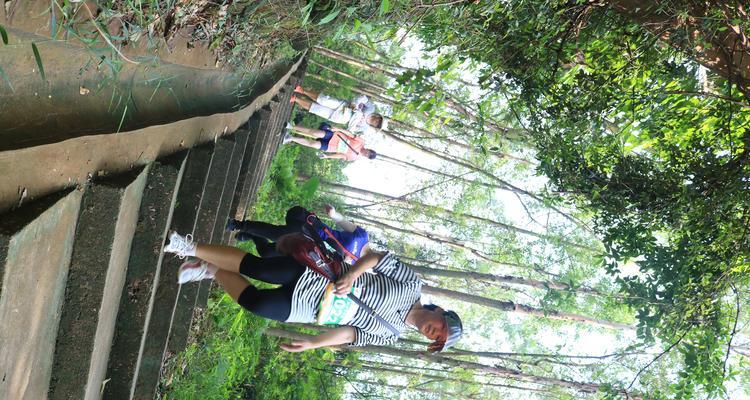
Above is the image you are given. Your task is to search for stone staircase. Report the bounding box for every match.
[0,60,306,400]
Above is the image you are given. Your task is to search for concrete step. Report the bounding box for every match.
[215,131,251,245]
[132,144,215,400]
[242,100,282,214]
[194,130,252,323]
[103,152,188,400]
[231,108,273,222]
[165,140,234,358]
[0,189,83,400]
[245,84,296,207]
[48,168,149,400]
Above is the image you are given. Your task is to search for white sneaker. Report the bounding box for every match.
[282,133,293,144]
[163,232,196,259]
[178,260,216,284]
[286,122,294,131]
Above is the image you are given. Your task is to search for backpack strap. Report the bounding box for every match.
[302,214,400,336]
[305,214,359,262]
[333,132,361,156]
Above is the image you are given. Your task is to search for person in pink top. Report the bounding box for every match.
[284,123,377,162]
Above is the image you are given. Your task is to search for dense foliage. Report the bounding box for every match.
[410,1,749,397]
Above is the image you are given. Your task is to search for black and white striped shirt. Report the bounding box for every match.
[285,252,422,346]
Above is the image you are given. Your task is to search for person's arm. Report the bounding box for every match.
[350,94,370,110]
[330,126,354,136]
[364,253,420,284]
[320,153,348,160]
[325,204,357,233]
[334,250,384,294]
[279,326,356,352]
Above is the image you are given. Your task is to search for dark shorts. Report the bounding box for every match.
[237,253,306,322]
[316,123,334,151]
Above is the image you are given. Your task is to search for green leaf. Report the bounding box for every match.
[379,0,390,16]
[299,2,315,26]
[50,1,58,38]
[31,43,46,81]
[117,104,128,133]
[0,25,8,45]
[317,9,340,25]
[300,176,319,199]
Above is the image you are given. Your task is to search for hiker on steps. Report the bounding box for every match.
[226,204,369,263]
[290,85,386,135]
[283,123,377,162]
[162,232,463,353]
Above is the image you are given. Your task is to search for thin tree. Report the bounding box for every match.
[265,328,639,398]
[347,361,559,395]
[421,284,633,330]
[319,178,598,252]
[314,46,522,136]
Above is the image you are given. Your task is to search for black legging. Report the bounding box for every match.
[235,206,309,241]
[247,234,281,258]
[236,253,306,321]
[236,206,310,258]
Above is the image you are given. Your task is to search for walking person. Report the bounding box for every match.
[227,204,369,262]
[163,231,463,352]
[291,86,386,134]
[284,123,377,162]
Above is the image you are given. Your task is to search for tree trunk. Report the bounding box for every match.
[314,46,530,138]
[350,362,556,395]
[404,261,606,297]
[309,58,392,95]
[609,0,750,97]
[421,284,634,330]
[306,72,395,105]
[396,337,643,367]
[318,178,598,252]
[378,128,593,232]
[264,328,638,398]
[349,213,523,268]
[375,152,516,191]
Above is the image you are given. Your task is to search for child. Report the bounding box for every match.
[226,204,369,263]
[284,123,377,162]
[291,86,386,134]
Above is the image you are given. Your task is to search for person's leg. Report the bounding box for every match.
[288,136,323,150]
[241,234,281,258]
[236,284,295,322]
[295,86,319,101]
[234,220,299,241]
[238,253,305,285]
[284,206,310,227]
[214,270,294,322]
[194,244,246,273]
[291,125,326,138]
[314,94,346,110]
[291,95,312,110]
[214,269,251,301]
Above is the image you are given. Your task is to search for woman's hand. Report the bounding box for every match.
[324,204,335,217]
[279,339,315,352]
[334,271,356,295]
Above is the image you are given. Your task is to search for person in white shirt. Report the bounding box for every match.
[291,85,386,134]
